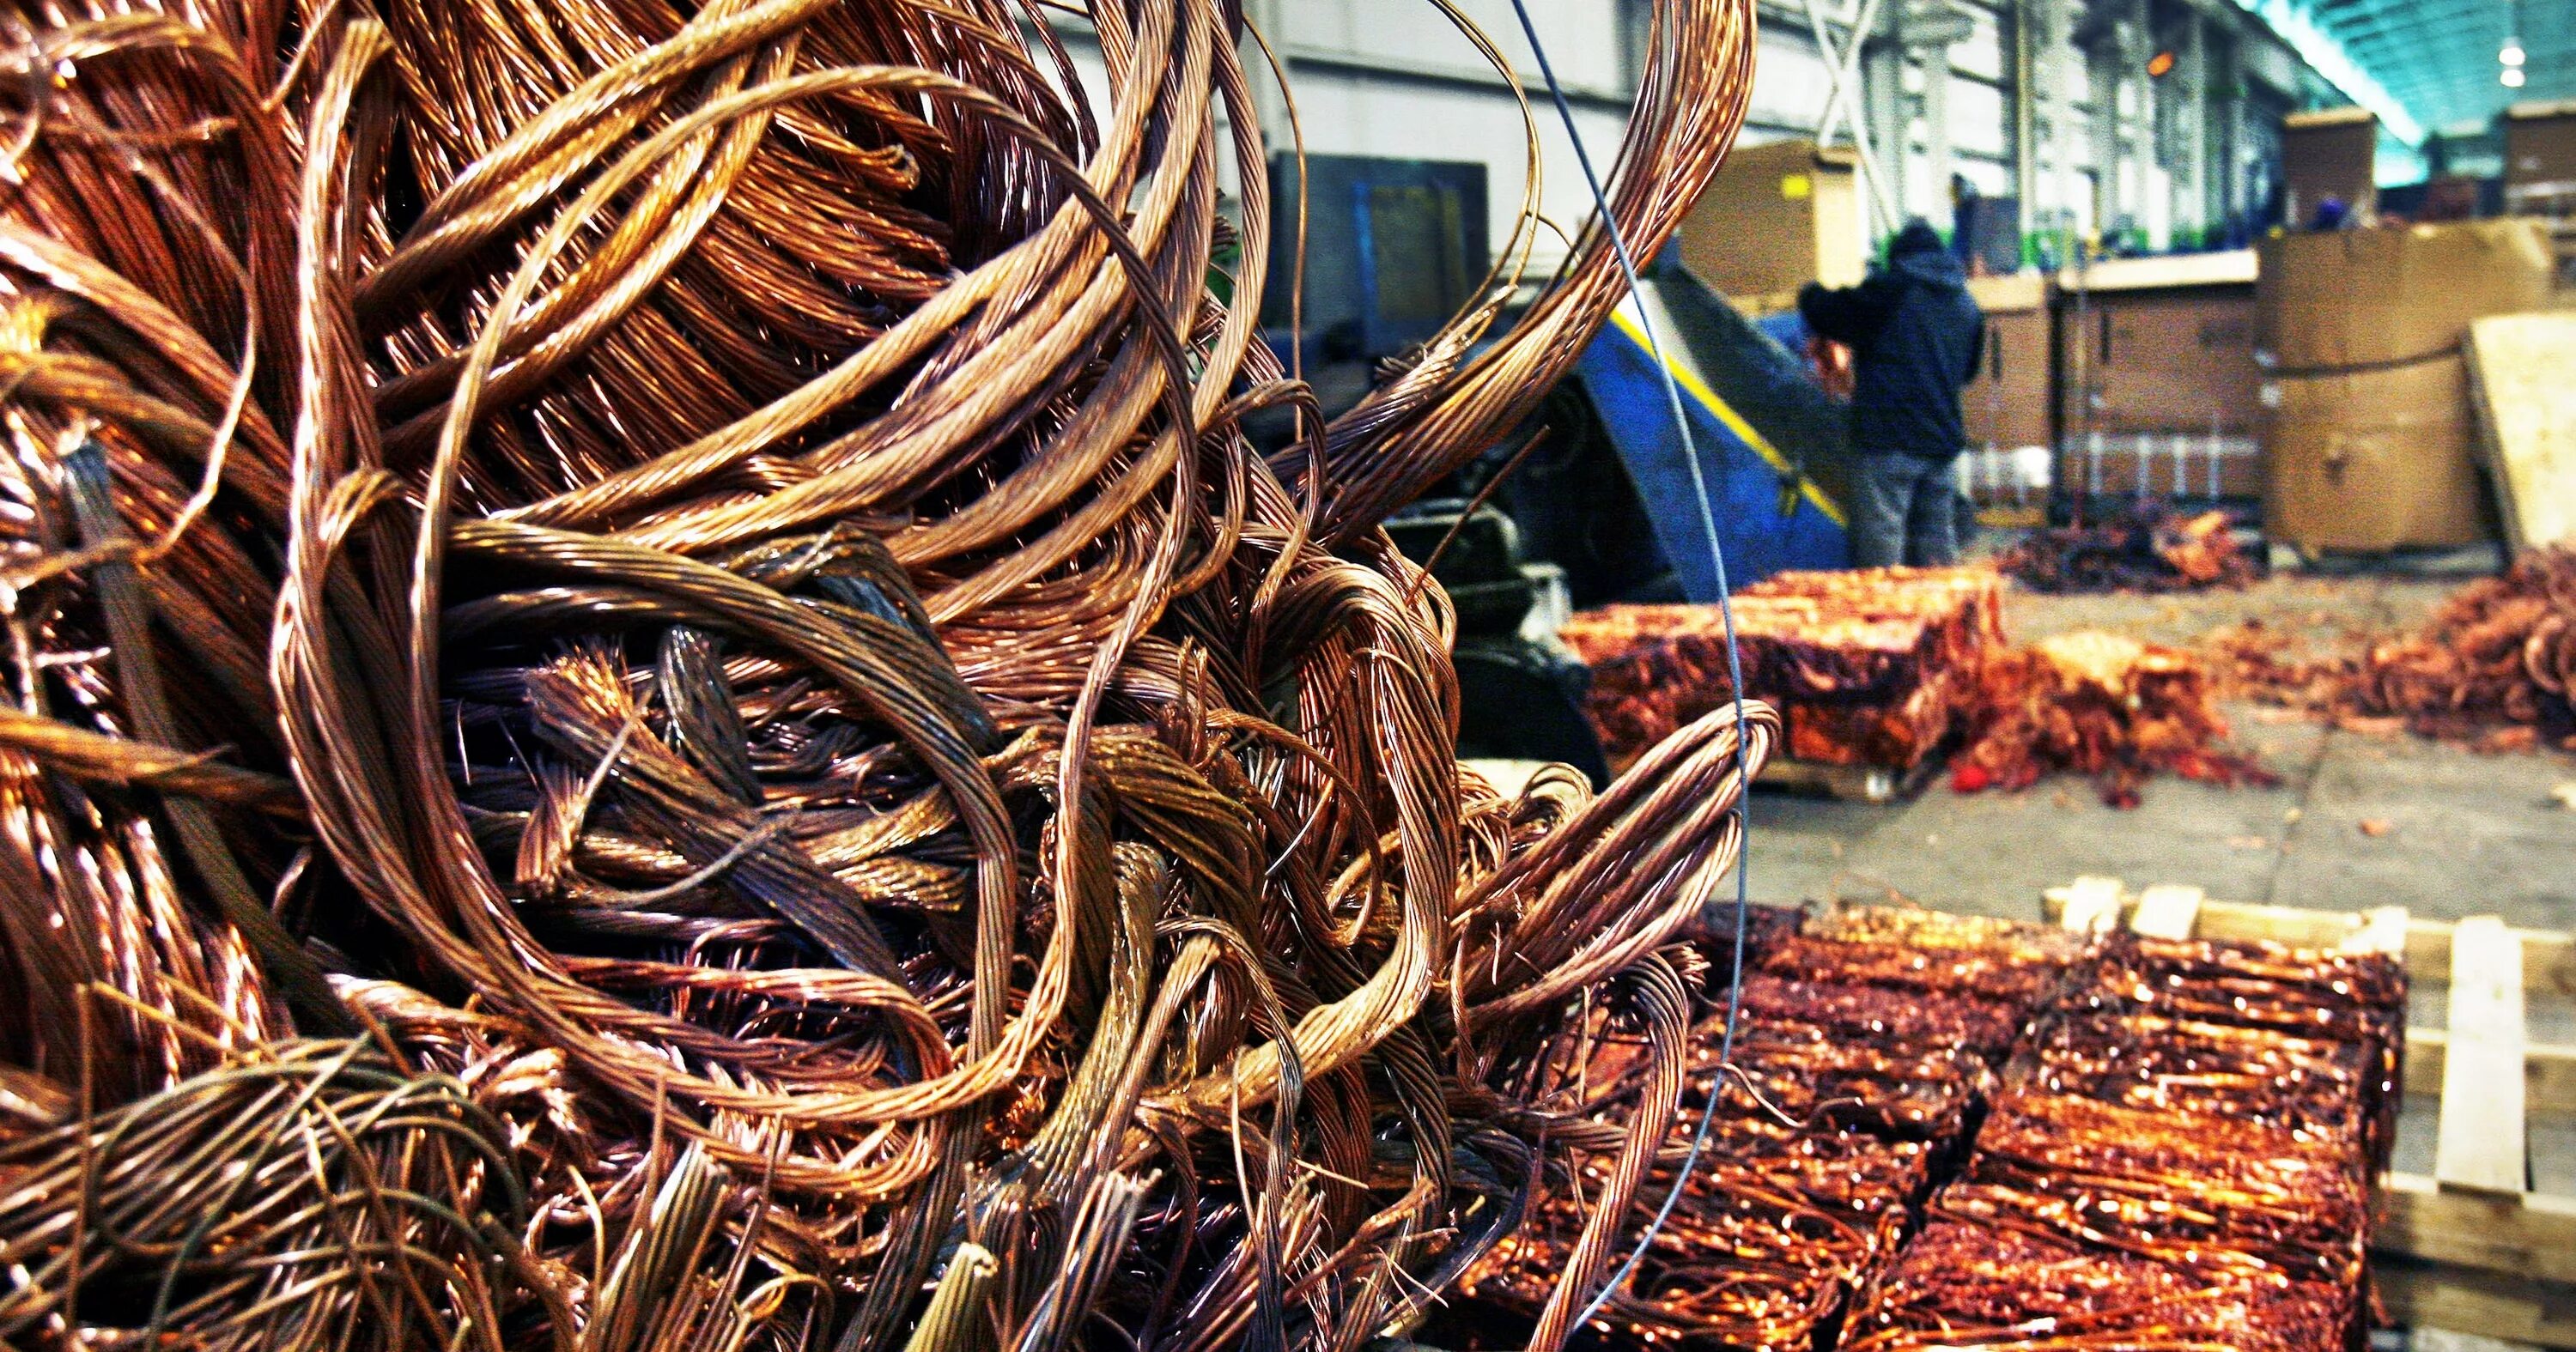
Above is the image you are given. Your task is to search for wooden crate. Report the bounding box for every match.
[2041,877,2576,1347]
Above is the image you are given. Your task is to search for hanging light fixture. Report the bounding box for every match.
[2500,0,2525,87]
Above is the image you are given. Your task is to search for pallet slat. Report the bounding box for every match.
[2377,1258,2576,1348]
[2380,1173,2576,1288]
[2048,876,2124,934]
[2127,884,2203,939]
[2036,889,2573,992]
[2403,1028,2576,1118]
[2436,916,2529,1197]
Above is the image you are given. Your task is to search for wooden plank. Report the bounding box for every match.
[2342,905,2410,957]
[2406,1028,2576,1119]
[2029,891,2575,992]
[2379,1172,2576,1287]
[2466,312,2576,554]
[2436,916,2529,1197]
[2375,1258,2576,1349]
[2404,917,2576,997]
[2128,884,2204,939]
[2047,876,2125,934]
[2186,898,2363,950]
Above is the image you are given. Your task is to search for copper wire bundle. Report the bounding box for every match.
[1841,1216,2356,1352]
[1438,907,2087,1351]
[1453,1110,1932,1351]
[0,0,1777,1347]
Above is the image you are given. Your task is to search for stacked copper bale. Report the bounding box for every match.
[1443,907,2086,1350]
[1844,931,2403,1352]
[1439,910,2403,1352]
[1560,567,2004,773]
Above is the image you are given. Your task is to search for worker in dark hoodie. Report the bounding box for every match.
[1797,217,1985,567]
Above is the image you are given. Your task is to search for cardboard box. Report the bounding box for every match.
[2504,100,2576,189]
[1679,139,1864,307]
[2281,108,2377,227]
[1962,276,2050,452]
[2264,356,2491,551]
[2057,287,2263,434]
[2255,220,2556,371]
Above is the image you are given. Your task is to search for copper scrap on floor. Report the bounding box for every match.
[1560,567,2003,771]
[2212,543,2576,749]
[1952,629,2279,806]
[2002,506,2261,594]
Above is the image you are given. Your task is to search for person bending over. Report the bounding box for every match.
[1798,217,1984,567]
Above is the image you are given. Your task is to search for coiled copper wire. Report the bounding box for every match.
[0,0,1770,1348]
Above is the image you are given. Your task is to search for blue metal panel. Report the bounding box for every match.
[1577,324,1850,598]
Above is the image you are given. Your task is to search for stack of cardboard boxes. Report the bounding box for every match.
[2054,252,2266,506]
[2280,109,2379,227]
[2503,100,2576,287]
[1678,138,1866,315]
[2257,220,2555,552]
[1960,274,2051,509]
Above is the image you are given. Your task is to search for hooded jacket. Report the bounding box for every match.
[1797,220,1984,458]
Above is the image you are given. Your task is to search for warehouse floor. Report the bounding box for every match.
[1747,563,2576,931]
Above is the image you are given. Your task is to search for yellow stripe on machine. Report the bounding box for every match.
[1606,308,1847,528]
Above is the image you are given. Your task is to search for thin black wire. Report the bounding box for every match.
[1499,0,1756,1333]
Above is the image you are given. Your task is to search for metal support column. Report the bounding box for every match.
[2179,7,2208,237]
[1905,2,1973,234]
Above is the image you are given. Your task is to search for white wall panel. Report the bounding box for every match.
[1282,0,1630,94]
[1954,6,2008,82]
[1746,27,1835,134]
[1948,76,2011,160]
[1285,71,1632,258]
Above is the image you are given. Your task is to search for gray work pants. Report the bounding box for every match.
[1850,452,1960,568]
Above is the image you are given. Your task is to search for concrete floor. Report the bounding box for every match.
[1744,567,2576,935]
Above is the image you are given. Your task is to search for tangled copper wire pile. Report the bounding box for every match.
[1950,629,2277,807]
[1845,931,2402,1352]
[1559,567,2002,773]
[2213,544,2576,749]
[1999,506,2258,595]
[0,0,1783,1348]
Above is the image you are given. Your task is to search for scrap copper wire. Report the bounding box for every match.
[2000,506,2258,595]
[0,0,1778,1347]
[1950,628,2279,807]
[1559,567,2002,771]
[1843,931,2402,1352]
[2212,543,2576,748]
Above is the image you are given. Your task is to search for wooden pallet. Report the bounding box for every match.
[2040,878,2576,1347]
[1754,751,1943,804]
